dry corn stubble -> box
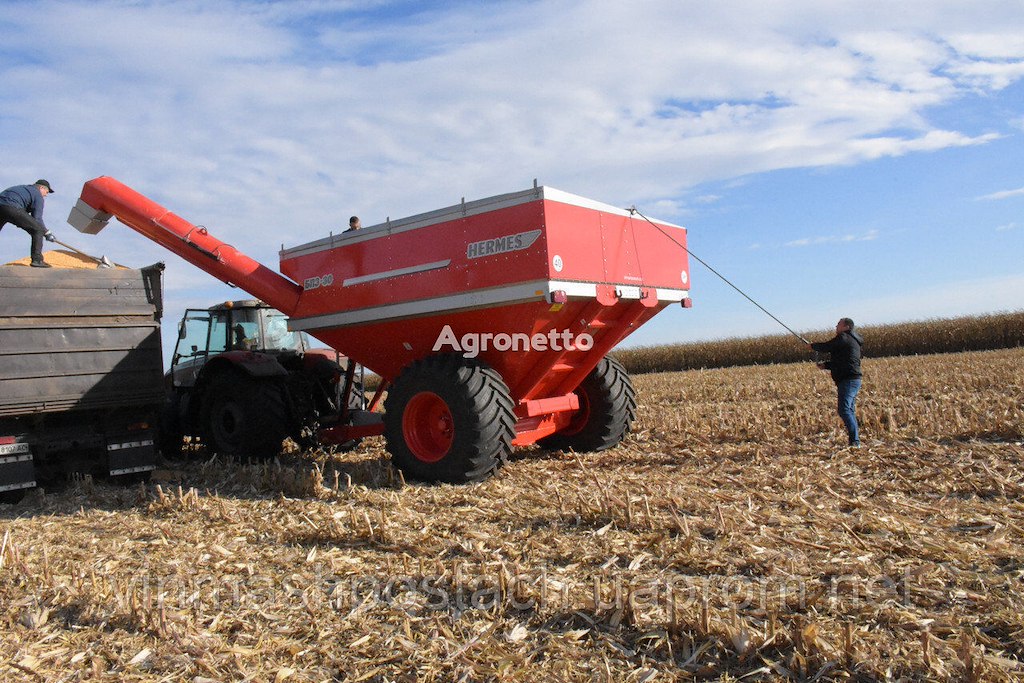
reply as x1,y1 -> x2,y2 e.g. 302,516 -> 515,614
0,347 -> 1022,681
614,311 -> 1024,373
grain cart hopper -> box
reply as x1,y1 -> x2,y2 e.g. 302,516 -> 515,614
68,177 -> 691,482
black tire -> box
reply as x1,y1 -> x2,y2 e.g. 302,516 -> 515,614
201,371 -> 289,461
539,356 -> 636,453
384,354 -> 515,483
0,489 -> 27,505
158,393 -> 185,460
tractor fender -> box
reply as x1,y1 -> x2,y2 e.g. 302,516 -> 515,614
303,348 -> 345,374
201,351 -> 291,380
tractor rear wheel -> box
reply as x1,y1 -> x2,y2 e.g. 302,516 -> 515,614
539,356 -> 636,453
201,371 -> 288,461
384,354 -> 515,483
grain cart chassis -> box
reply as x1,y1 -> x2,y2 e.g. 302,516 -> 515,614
69,177 -> 690,483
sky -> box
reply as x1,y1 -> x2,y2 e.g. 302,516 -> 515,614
2,0 -> 1023,362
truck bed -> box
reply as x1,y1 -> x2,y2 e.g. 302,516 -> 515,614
0,264 -> 164,418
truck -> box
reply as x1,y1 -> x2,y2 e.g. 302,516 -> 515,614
69,177 -> 691,483
0,262 -> 165,503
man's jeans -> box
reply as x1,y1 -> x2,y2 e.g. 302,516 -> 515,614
836,378 -> 862,446
0,205 -> 47,261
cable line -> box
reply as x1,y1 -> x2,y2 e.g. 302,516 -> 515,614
628,206 -> 810,345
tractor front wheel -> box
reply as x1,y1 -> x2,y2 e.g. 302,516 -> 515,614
539,356 -> 636,453
384,355 -> 515,483
201,372 -> 289,461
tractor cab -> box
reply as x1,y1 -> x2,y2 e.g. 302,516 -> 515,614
170,300 -> 311,389
162,299 -> 366,459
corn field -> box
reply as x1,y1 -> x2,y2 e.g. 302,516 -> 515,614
1,347 -> 1022,681
614,311 -> 1024,374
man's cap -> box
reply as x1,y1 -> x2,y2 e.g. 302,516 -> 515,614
35,179 -> 54,193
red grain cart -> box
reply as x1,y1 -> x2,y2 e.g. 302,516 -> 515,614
69,177 -> 690,482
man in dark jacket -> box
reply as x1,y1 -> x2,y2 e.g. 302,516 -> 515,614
807,318 -> 864,447
0,179 -> 57,267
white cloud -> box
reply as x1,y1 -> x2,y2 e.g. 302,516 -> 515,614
997,222 -> 1017,232
977,187 -> 1024,201
3,0 -> 1024,357
784,229 -> 880,248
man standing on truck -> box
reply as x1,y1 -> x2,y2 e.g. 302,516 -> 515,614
807,318 -> 864,447
0,179 -> 57,268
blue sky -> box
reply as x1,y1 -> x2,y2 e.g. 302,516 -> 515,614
2,0 -> 1022,360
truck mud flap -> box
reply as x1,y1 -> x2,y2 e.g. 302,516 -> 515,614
0,439 -> 35,492
106,434 -> 158,476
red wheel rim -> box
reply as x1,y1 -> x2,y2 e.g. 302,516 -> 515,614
402,391 -> 454,463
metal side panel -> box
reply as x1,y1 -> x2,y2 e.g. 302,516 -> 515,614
0,264 -> 165,417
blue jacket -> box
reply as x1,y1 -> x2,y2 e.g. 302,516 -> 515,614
0,184 -> 47,228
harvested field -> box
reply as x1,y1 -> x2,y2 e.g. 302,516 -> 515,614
614,311 -> 1024,373
1,348 -> 1022,681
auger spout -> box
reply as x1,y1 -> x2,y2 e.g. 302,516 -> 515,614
68,176 -> 302,316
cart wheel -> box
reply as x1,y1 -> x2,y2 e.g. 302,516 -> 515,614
539,356 -> 636,453
201,371 -> 288,461
384,354 -> 514,483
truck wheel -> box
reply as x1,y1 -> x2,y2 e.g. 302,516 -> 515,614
0,489 -> 27,505
384,354 -> 514,483
201,372 -> 288,461
539,356 -> 636,453
159,393 -> 185,460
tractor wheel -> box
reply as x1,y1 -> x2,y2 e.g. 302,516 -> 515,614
539,356 -> 637,453
201,371 -> 289,461
384,354 -> 515,483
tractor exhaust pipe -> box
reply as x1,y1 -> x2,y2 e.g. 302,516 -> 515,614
68,176 -> 302,316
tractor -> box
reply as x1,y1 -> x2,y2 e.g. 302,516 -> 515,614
161,299 -> 365,460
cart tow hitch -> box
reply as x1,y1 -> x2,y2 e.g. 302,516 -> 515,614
317,410 -> 385,443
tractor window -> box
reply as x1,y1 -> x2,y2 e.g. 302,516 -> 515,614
174,311 -> 214,360
208,311 -> 230,354
263,311 -> 304,351
231,308 -> 263,351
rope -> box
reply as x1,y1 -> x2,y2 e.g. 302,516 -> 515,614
628,205 -> 810,345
